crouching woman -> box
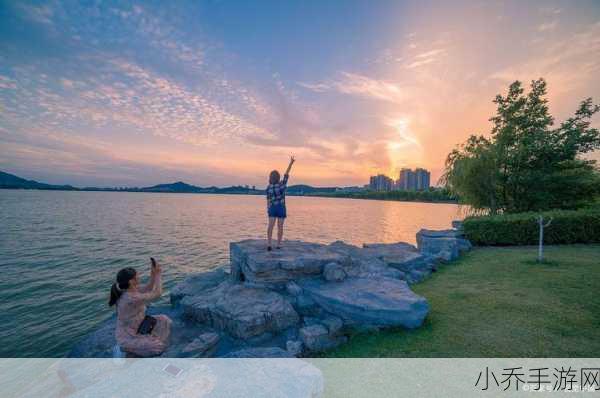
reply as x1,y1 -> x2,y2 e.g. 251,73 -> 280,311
108,258 -> 172,357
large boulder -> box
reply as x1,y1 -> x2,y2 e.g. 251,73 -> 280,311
416,229 -> 472,261
170,267 -> 228,305
300,277 -> 429,329
230,239 -> 349,286
181,282 -> 299,339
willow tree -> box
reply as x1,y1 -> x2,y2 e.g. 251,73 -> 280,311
442,78 -> 600,214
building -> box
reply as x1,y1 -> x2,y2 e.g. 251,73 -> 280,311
369,174 -> 394,192
397,168 -> 431,191
415,168 -> 431,191
398,168 -> 415,190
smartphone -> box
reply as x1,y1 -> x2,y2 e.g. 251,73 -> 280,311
162,364 -> 183,377
151,257 -> 157,268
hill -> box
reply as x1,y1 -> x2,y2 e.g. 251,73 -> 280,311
0,171 -> 77,190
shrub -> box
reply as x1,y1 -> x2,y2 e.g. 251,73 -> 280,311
463,209 -> 600,245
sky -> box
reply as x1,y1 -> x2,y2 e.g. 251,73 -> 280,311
1,0 -> 599,188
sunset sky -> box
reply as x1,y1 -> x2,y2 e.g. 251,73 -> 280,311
1,0 -> 599,188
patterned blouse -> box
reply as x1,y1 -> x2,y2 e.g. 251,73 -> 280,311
266,173 -> 289,207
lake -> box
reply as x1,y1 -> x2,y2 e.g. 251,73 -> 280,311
0,190 -> 464,357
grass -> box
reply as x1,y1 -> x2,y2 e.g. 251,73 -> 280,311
321,245 -> 600,357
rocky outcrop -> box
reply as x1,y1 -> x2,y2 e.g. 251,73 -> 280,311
71,223 -> 471,358
181,281 -> 299,339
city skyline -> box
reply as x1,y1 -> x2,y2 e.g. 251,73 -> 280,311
1,1 -> 600,188
369,167 -> 431,192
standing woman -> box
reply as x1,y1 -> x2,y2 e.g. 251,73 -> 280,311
108,258 -> 172,357
266,156 -> 295,251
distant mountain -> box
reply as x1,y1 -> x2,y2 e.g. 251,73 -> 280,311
0,171 -> 77,190
287,184 -> 337,194
0,170 -> 337,195
138,181 -> 263,194
139,181 -> 207,193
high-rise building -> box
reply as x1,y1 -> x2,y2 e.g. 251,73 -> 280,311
369,174 -> 393,191
398,168 -> 414,190
397,168 -> 431,191
415,168 -> 431,191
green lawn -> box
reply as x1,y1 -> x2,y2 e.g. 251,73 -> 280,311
322,245 -> 600,357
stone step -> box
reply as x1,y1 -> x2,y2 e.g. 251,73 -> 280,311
181,281 -> 300,339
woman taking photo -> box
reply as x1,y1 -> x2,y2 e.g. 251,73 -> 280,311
108,258 -> 172,357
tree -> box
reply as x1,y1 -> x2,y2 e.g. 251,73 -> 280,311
443,78 -> 600,214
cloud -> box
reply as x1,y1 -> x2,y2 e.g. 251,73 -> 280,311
299,72 -> 404,103
405,48 -> 446,69
538,21 -> 558,32
16,3 -> 54,25
490,21 -> 600,98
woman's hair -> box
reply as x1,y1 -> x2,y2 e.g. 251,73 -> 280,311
269,170 -> 280,185
109,267 -> 137,306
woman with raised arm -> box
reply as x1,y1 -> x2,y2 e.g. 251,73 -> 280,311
108,258 -> 172,357
266,156 -> 295,251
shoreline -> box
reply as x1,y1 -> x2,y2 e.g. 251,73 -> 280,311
0,187 -> 458,205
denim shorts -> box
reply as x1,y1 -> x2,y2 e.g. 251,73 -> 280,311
268,202 -> 287,218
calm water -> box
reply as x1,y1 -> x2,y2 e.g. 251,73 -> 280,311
0,190 -> 464,357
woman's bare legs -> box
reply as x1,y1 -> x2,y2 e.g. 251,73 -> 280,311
267,217 -> 276,249
276,217 -> 285,248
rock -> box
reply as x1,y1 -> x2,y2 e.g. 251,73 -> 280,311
303,317 -> 323,327
223,347 -> 293,358
418,237 -> 460,261
407,270 -> 426,284
69,306 -> 215,358
457,238 -> 472,253
417,228 -> 465,239
286,281 -> 303,296
328,241 -> 412,279
362,242 -> 417,251
362,242 -> 436,273
416,228 -> 472,261
181,282 -> 299,339
320,315 -> 343,335
329,241 -> 436,279
170,267 -> 228,305
295,294 -> 323,317
230,239 -> 349,286
300,277 -> 429,329
181,332 -> 220,357
323,262 -> 347,282
68,315 -> 117,357
286,340 -> 304,357
299,325 -> 346,352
